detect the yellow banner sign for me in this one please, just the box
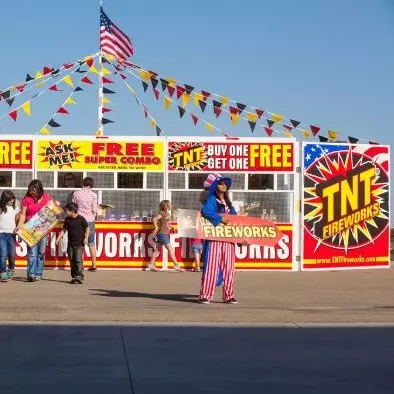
[36,140,164,171]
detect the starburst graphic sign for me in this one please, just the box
[302,143,390,270]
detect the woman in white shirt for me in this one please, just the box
[0,190,20,281]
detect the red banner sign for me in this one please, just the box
[0,140,33,169]
[168,141,295,172]
[13,222,293,271]
[196,213,283,246]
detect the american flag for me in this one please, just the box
[100,6,134,60]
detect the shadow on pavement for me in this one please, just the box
[90,288,197,303]
[1,324,393,394]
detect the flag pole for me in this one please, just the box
[97,0,104,137]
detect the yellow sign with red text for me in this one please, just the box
[36,140,164,171]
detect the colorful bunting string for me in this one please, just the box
[36,62,97,135]
[115,59,380,144]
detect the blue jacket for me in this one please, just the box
[202,194,237,226]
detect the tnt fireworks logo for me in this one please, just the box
[168,142,208,170]
[39,141,82,169]
[303,144,389,252]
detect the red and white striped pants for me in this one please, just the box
[199,240,236,301]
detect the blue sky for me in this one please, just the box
[0,0,393,145]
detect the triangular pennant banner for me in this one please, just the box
[164,96,172,109]
[310,125,320,136]
[212,100,222,108]
[43,66,53,75]
[204,122,214,132]
[63,63,74,70]
[139,70,151,81]
[102,117,114,124]
[201,90,211,100]
[101,96,111,104]
[16,84,26,92]
[103,87,115,94]
[6,97,15,107]
[62,75,74,87]
[369,141,379,145]
[65,97,76,104]
[176,86,186,99]
[167,85,175,97]
[191,114,199,125]
[271,113,283,124]
[248,121,256,132]
[178,106,185,118]
[88,66,99,74]
[255,109,264,118]
[348,136,359,144]
[21,101,31,116]
[214,106,222,118]
[266,119,275,128]
[101,67,111,75]
[102,77,113,84]
[39,127,50,135]
[57,107,69,115]
[302,130,311,138]
[318,136,329,142]
[51,69,60,77]
[74,87,84,92]
[120,74,127,80]
[153,89,160,100]
[155,125,162,136]
[230,113,240,126]
[290,119,300,128]
[48,119,61,127]
[142,81,149,92]
[102,107,112,113]
[81,76,93,84]
[184,84,194,95]
[9,110,18,121]
[150,77,159,89]
[182,94,190,107]
[193,93,204,106]
[198,100,207,112]
[229,106,239,115]
[236,103,247,113]
[283,124,293,131]
[150,119,156,128]
[49,84,60,91]
[328,130,338,140]
[264,127,273,137]
[247,112,258,122]
[2,90,10,99]
[26,74,34,82]
[160,78,169,91]
[220,96,229,106]
[85,58,94,68]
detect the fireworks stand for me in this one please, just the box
[0,136,389,271]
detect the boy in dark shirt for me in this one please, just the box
[56,202,89,284]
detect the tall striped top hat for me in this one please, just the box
[204,173,232,194]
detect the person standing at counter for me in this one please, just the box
[148,200,184,272]
[198,173,239,304]
[17,180,52,282]
[72,177,98,272]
